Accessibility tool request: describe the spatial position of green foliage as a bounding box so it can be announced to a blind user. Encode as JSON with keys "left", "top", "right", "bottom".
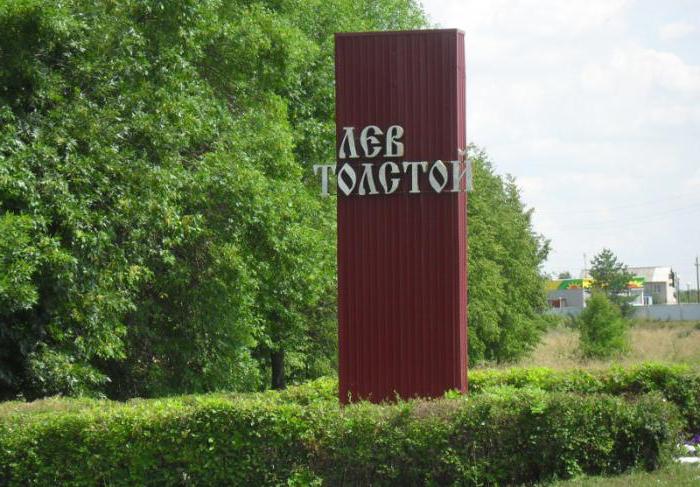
{"left": 589, "top": 248, "right": 636, "bottom": 315}
{"left": 469, "top": 363, "right": 700, "bottom": 431}
{"left": 0, "top": 0, "right": 552, "bottom": 397}
{"left": 679, "top": 290, "right": 700, "bottom": 303}
{"left": 0, "top": 386, "right": 681, "bottom": 486}
{"left": 467, "top": 146, "right": 551, "bottom": 364}
{"left": 589, "top": 249, "right": 634, "bottom": 294}
{"left": 257, "top": 363, "right": 700, "bottom": 433}
{"left": 25, "top": 346, "right": 108, "bottom": 398}
{"left": 0, "top": 0, "right": 428, "bottom": 398}
{"left": 578, "top": 292, "right": 629, "bottom": 359}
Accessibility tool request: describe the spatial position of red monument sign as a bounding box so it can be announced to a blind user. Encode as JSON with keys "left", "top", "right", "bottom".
{"left": 334, "top": 29, "right": 468, "bottom": 403}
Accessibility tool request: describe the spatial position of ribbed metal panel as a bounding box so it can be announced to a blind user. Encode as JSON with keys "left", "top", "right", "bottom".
{"left": 336, "top": 29, "right": 467, "bottom": 403}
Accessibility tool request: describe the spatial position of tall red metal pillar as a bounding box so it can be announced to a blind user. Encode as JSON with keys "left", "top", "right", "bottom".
{"left": 336, "top": 29, "right": 467, "bottom": 403}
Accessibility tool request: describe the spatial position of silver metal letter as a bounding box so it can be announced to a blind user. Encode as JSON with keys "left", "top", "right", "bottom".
{"left": 338, "top": 127, "right": 359, "bottom": 159}
{"left": 360, "top": 125, "right": 383, "bottom": 158}
{"left": 450, "top": 159, "right": 473, "bottom": 192}
{"left": 385, "top": 125, "right": 404, "bottom": 157}
{"left": 357, "top": 163, "right": 379, "bottom": 195}
{"left": 465, "top": 157, "right": 473, "bottom": 192}
{"left": 428, "top": 160, "right": 448, "bottom": 193}
{"left": 313, "top": 164, "right": 336, "bottom": 197}
{"left": 337, "top": 163, "right": 357, "bottom": 195}
{"left": 378, "top": 161, "right": 400, "bottom": 194}
{"left": 402, "top": 161, "right": 428, "bottom": 194}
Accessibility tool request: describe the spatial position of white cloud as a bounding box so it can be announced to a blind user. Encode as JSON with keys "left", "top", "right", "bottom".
{"left": 517, "top": 175, "right": 545, "bottom": 196}
{"left": 554, "top": 171, "right": 641, "bottom": 193}
{"left": 579, "top": 46, "right": 700, "bottom": 127}
{"left": 429, "top": 0, "right": 632, "bottom": 37}
{"left": 422, "top": 0, "right": 700, "bottom": 281}
{"left": 659, "top": 21, "right": 696, "bottom": 41}
{"left": 647, "top": 104, "right": 700, "bottom": 125}
{"left": 607, "top": 47, "right": 700, "bottom": 94}
{"left": 686, "top": 169, "right": 700, "bottom": 190}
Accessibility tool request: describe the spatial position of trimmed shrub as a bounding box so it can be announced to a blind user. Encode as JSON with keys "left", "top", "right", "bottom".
{"left": 0, "top": 387, "right": 682, "bottom": 486}
{"left": 578, "top": 292, "right": 629, "bottom": 358}
{"left": 469, "top": 363, "right": 700, "bottom": 431}
{"left": 269, "top": 363, "right": 700, "bottom": 433}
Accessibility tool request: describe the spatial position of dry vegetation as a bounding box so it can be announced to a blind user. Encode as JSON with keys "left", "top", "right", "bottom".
{"left": 511, "top": 320, "right": 700, "bottom": 370}
{"left": 547, "top": 463, "right": 700, "bottom": 486}
{"left": 481, "top": 319, "right": 700, "bottom": 485}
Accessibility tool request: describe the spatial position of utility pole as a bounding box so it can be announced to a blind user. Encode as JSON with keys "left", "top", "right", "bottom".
{"left": 695, "top": 256, "right": 699, "bottom": 303}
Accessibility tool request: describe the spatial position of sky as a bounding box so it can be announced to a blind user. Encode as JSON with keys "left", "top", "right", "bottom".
{"left": 420, "top": 0, "right": 700, "bottom": 288}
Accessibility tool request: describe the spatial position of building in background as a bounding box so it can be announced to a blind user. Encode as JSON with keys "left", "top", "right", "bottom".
{"left": 546, "top": 278, "right": 591, "bottom": 310}
{"left": 626, "top": 266, "right": 677, "bottom": 305}
{"left": 546, "top": 266, "right": 676, "bottom": 312}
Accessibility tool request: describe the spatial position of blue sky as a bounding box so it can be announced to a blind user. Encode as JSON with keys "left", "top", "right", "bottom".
{"left": 421, "top": 0, "right": 700, "bottom": 287}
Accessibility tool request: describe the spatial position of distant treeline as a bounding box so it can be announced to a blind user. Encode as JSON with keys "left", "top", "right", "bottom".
{"left": 679, "top": 290, "right": 700, "bottom": 303}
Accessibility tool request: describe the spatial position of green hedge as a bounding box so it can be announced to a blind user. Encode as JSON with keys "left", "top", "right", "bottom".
{"left": 0, "top": 386, "right": 681, "bottom": 486}
{"left": 276, "top": 363, "right": 700, "bottom": 432}
{"left": 469, "top": 363, "right": 700, "bottom": 431}
{"left": 272, "top": 363, "right": 700, "bottom": 431}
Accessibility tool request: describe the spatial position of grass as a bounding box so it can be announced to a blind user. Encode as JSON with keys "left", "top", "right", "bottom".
{"left": 4, "top": 320, "right": 699, "bottom": 486}
{"left": 548, "top": 464, "right": 700, "bottom": 486}
{"left": 513, "top": 320, "right": 700, "bottom": 370}
{"left": 517, "top": 320, "right": 700, "bottom": 486}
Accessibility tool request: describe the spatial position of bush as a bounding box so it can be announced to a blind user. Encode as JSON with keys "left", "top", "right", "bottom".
{"left": 0, "top": 387, "right": 682, "bottom": 486}
{"left": 578, "top": 292, "right": 629, "bottom": 358}
{"left": 274, "top": 363, "right": 700, "bottom": 433}
{"left": 469, "top": 363, "right": 700, "bottom": 431}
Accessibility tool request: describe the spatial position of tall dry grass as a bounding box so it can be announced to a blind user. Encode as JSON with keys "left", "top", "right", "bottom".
{"left": 509, "top": 320, "right": 700, "bottom": 370}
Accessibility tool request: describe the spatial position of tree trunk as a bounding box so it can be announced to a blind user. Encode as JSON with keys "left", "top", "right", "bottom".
{"left": 270, "top": 349, "right": 286, "bottom": 390}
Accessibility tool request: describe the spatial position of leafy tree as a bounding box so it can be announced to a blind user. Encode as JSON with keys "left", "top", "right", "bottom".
{"left": 0, "top": 0, "right": 551, "bottom": 397}
{"left": 0, "top": 0, "right": 428, "bottom": 398}
{"left": 558, "top": 271, "right": 572, "bottom": 279}
{"left": 589, "top": 248, "right": 635, "bottom": 317}
{"left": 467, "top": 146, "right": 551, "bottom": 364}
{"left": 679, "top": 289, "right": 699, "bottom": 304}
{"left": 244, "top": 0, "right": 429, "bottom": 389}
{"left": 577, "top": 292, "right": 629, "bottom": 358}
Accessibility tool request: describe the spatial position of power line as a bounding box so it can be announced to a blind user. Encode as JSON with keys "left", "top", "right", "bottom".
{"left": 535, "top": 192, "right": 700, "bottom": 215}
{"left": 541, "top": 203, "right": 700, "bottom": 231}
